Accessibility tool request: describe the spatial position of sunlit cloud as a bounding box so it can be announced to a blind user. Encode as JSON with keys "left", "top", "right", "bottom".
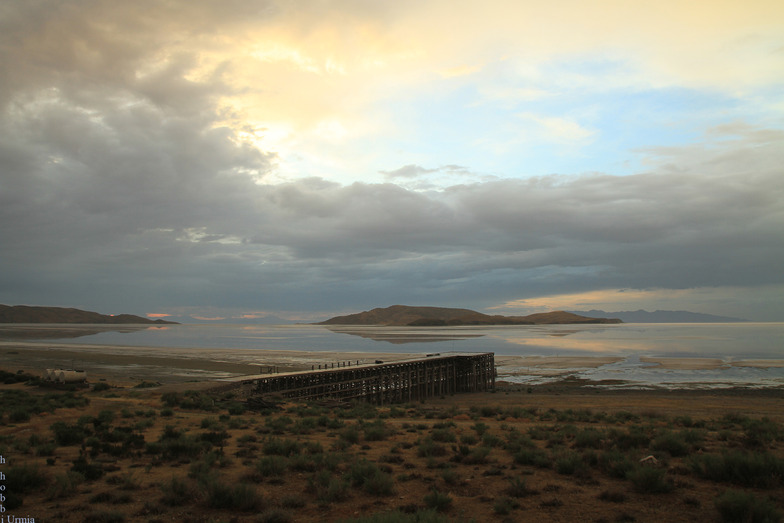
{"left": 487, "top": 287, "right": 784, "bottom": 316}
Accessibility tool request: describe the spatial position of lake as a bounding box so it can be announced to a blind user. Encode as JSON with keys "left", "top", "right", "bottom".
{"left": 2, "top": 322, "right": 783, "bottom": 388}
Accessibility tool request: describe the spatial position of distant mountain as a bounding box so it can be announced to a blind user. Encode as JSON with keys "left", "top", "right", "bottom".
{"left": 569, "top": 309, "right": 748, "bottom": 323}
{"left": 164, "top": 314, "right": 297, "bottom": 325}
{"left": 318, "top": 305, "right": 622, "bottom": 326}
{"left": 0, "top": 304, "right": 178, "bottom": 324}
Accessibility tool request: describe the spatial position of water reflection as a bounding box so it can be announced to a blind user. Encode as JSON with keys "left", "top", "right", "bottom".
{"left": 0, "top": 324, "right": 155, "bottom": 340}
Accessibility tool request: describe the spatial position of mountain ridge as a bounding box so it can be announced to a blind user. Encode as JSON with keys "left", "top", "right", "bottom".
{"left": 0, "top": 304, "right": 178, "bottom": 324}
{"left": 569, "top": 309, "right": 748, "bottom": 323}
{"left": 318, "top": 305, "right": 622, "bottom": 326}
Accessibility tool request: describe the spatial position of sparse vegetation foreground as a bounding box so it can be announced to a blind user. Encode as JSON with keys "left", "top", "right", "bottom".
{"left": 0, "top": 368, "right": 782, "bottom": 522}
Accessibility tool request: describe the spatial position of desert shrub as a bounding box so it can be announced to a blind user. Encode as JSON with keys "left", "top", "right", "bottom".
{"left": 105, "top": 472, "right": 140, "bottom": 490}
{"left": 363, "top": 420, "right": 391, "bottom": 441}
{"left": 574, "top": 428, "right": 605, "bottom": 449}
{"left": 513, "top": 447, "right": 550, "bottom": 468}
{"left": 291, "top": 416, "right": 318, "bottom": 434}
{"left": 256, "top": 455, "right": 289, "bottom": 477}
{"left": 505, "top": 432, "right": 536, "bottom": 452}
{"left": 347, "top": 459, "right": 392, "bottom": 494}
{"left": 609, "top": 426, "right": 651, "bottom": 450}
{"left": 742, "top": 418, "right": 782, "bottom": 448}
{"left": 440, "top": 468, "right": 459, "bottom": 486}
{"left": 6, "top": 463, "right": 48, "bottom": 493}
{"left": 482, "top": 432, "right": 503, "bottom": 447}
{"left": 462, "top": 445, "right": 491, "bottom": 465}
{"left": 472, "top": 421, "right": 489, "bottom": 435}
{"left": 47, "top": 470, "right": 84, "bottom": 500}
{"left": 160, "top": 476, "right": 196, "bottom": 506}
{"left": 423, "top": 488, "right": 452, "bottom": 512}
{"left": 337, "top": 510, "right": 450, "bottom": 523}
{"left": 263, "top": 437, "right": 301, "bottom": 457}
{"left": 611, "top": 411, "right": 639, "bottom": 423}
{"left": 363, "top": 469, "right": 395, "bottom": 496}
{"left": 71, "top": 456, "right": 104, "bottom": 481}
{"left": 506, "top": 476, "right": 535, "bottom": 498}
{"left": 339, "top": 425, "right": 361, "bottom": 445}
{"left": 714, "top": 489, "right": 782, "bottom": 523}
{"left": 50, "top": 421, "right": 88, "bottom": 446}
{"left": 226, "top": 401, "right": 246, "bottom": 415}
{"left": 9, "top": 408, "right": 31, "bottom": 422}
{"left": 430, "top": 427, "right": 456, "bottom": 443}
{"left": 651, "top": 430, "right": 690, "bottom": 457}
{"left": 265, "top": 415, "right": 293, "bottom": 434}
{"left": 690, "top": 451, "right": 784, "bottom": 489}
{"left": 309, "top": 472, "right": 349, "bottom": 505}
{"left": 417, "top": 437, "right": 447, "bottom": 458}
{"left": 92, "top": 382, "right": 112, "bottom": 392}
{"left": 459, "top": 433, "right": 478, "bottom": 445}
{"left": 600, "top": 450, "right": 636, "bottom": 479}
{"left": 205, "top": 481, "right": 263, "bottom": 511}
{"left": 627, "top": 465, "right": 673, "bottom": 494}
{"left": 555, "top": 451, "right": 585, "bottom": 476}
{"left": 341, "top": 403, "right": 378, "bottom": 420}
{"left": 157, "top": 430, "right": 207, "bottom": 460}
{"left": 200, "top": 429, "right": 230, "bottom": 447}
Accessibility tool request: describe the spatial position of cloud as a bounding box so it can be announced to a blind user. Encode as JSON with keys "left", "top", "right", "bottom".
{"left": 516, "top": 113, "right": 597, "bottom": 145}
{"left": 0, "top": 0, "right": 782, "bottom": 322}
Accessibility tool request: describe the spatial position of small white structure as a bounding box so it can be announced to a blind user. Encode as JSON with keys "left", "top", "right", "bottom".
{"left": 45, "top": 368, "right": 87, "bottom": 383}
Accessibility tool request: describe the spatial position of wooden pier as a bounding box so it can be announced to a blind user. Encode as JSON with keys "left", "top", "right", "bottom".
{"left": 217, "top": 353, "right": 495, "bottom": 404}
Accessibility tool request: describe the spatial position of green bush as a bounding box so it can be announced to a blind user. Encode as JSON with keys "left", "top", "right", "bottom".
{"left": 257, "top": 455, "right": 289, "bottom": 477}
{"left": 513, "top": 447, "right": 550, "bottom": 468}
{"left": 160, "top": 476, "right": 195, "bottom": 506}
{"left": 506, "top": 476, "right": 535, "bottom": 498}
{"left": 423, "top": 488, "right": 452, "bottom": 512}
{"left": 263, "top": 437, "right": 301, "bottom": 457}
{"left": 714, "top": 489, "right": 782, "bottom": 523}
{"left": 7, "top": 463, "right": 48, "bottom": 493}
{"left": 417, "top": 437, "right": 447, "bottom": 458}
{"left": 205, "top": 481, "right": 263, "bottom": 511}
{"left": 555, "top": 451, "right": 585, "bottom": 476}
{"left": 337, "top": 510, "right": 450, "bottom": 523}
{"left": 627, "top": 465, "right": 673, "bottom": 494}
{"left": 690, "top": 451, "right": 784, "bottom": 489}
{"left": 574, "top": 428, "right": 605, "bottom": 449}
{"left": 600, "top": 450, "right": 635, "bottom": 479}
{"left": 50, "top": 421, "right": 88, "bottom": 446}
{"left": 651, "top": 430, "right": 690, "bottom": 457}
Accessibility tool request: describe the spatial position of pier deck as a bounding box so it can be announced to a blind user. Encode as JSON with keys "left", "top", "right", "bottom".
{"left": 213, "top": 352, "right": 495, "bottom": 404}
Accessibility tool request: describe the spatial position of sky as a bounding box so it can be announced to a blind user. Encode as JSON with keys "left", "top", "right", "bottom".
{"left": 1, "top": 0, "right": 783, "bottom": 322}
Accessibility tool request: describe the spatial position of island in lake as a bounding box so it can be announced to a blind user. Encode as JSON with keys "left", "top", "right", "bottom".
{"left": 318, "top": 304, "right": 622, "bottom": 326}
{"left": 0, "top": 304, "right": 177, "bottom": 324}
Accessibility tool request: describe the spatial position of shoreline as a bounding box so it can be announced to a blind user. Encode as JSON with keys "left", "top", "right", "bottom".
{"left": 2, "top": 339, "right": 784, "bottom": 390}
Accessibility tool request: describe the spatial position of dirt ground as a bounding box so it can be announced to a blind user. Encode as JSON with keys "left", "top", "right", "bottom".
{"left": 1, "top": 364, "right": 783, "bottom": 523}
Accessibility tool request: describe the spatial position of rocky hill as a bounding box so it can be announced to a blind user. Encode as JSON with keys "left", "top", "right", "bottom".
{"left": 318, "top": 305, "right": 621, "bottom": 326}
{"left": 0, "top": 304, "right": 177, "bottom": 324}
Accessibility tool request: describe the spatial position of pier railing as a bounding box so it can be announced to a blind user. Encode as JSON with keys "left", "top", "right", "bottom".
{"left": 218, "top": 353, "right": 494, "bottom": 404}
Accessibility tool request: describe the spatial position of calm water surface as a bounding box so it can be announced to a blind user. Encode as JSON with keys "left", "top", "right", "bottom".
{"left": 28, "top": 322, "right": 781, "bottom": 357}
{"left": 7, "top": 322, "right": 784, "bottom": 388}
